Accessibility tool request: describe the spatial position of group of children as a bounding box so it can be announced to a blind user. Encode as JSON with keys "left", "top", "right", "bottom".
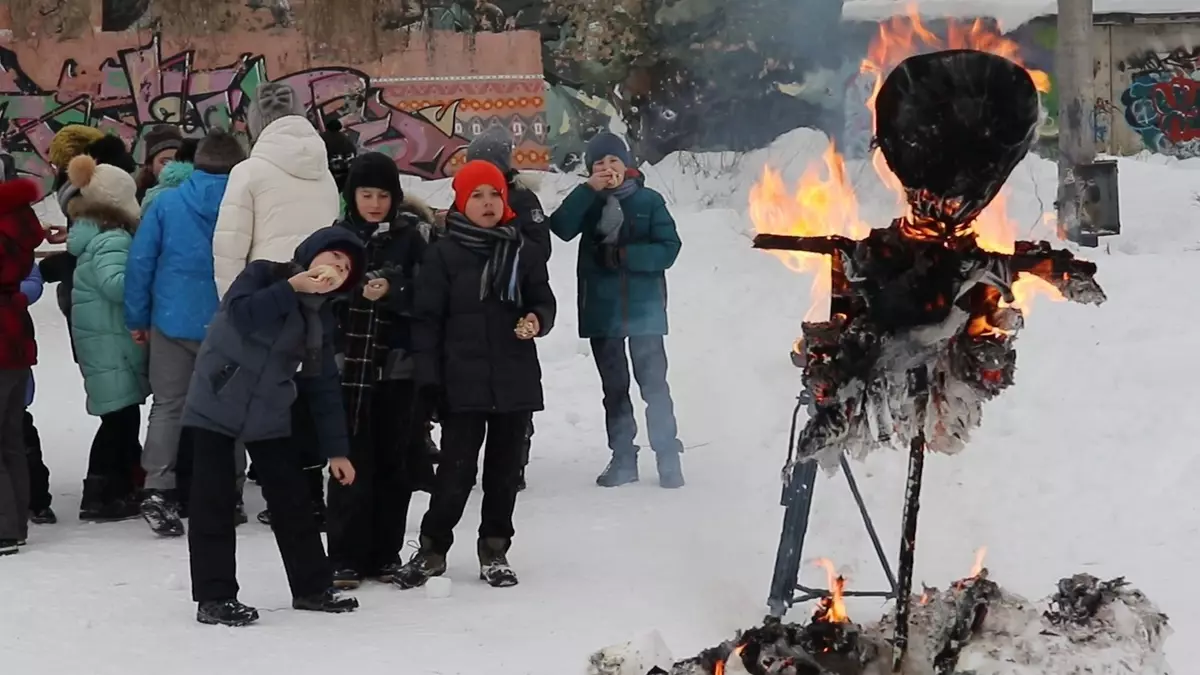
{"left": 0, "top": 82, "right": 686, "bottom": 628}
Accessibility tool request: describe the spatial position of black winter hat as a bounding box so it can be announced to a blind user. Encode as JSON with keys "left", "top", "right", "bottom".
{"left": 343, "top": 152, "right": 403, "bottom": 221}
{"left": 466, "top": 125, "right": 514, "bottom": 174}
{"left": 194, "top": 129, "right": 247, "bottom": 175}
{"left": 84, "top": 134, "right": 137, "bottom": 174}
{"left": 176, "top": 138, "right": 200, "bottom": 164}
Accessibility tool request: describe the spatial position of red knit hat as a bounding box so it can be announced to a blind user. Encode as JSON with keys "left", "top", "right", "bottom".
{"left": 451, "top": 160, "right": 516, "bottom": 222}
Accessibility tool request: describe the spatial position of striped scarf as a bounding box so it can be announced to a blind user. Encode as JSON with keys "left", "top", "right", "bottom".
{"left": 445, "top": 212, "right": 523, "bottom": 305}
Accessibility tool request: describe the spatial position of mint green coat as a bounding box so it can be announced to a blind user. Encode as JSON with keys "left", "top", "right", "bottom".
{"left": 68, "top": 220, "right": 150, "bottom": 416}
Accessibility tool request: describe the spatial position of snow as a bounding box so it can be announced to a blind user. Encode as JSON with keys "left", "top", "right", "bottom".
{"left": 5, "top": 128, "right": 1199, "bottom": 673}
{"left": 843, "top": 0, "right": 1200, "bottom": 30}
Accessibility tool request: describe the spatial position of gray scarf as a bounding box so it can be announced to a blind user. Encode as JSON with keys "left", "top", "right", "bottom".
{"left": 595, "top": 178, "right": 640, "bottom": 245}
{"left": 297, "top": 293, "right": 328, "bottom": 377}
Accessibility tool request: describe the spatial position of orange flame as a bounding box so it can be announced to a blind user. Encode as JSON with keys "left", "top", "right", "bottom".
{"left": 748, "top": 144, "right": 870, "bottom": 320}
{"left": 813, "top": 558, "right": 850, "bottom": 623}
{"left": 714, "top": 644, "right": 746, "bottom": 675}
{"left": 970, "top": 546, "right": 988, "bottom": 577}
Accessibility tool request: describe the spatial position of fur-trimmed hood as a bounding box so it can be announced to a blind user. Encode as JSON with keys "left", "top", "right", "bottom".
{"left": 66, "top": 196, "right": 138, "bottom": 234}
{"left": 395, "top": 193, "right": 435, "bottom": 225}
{"left": 510, "top": 171, "right": 542, "bottom": 193}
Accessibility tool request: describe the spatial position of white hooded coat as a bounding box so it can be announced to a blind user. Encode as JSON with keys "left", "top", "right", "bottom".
{"left": 212, "top": 116, "right": 340, "bottom": 297}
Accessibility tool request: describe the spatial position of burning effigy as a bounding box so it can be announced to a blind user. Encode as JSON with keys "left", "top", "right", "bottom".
{"left": 590, "top": 13, "right": 1173, "bottom": 675}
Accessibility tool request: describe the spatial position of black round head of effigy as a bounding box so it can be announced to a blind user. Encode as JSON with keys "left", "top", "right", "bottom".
{"left": 874, "top": 49, "right": 1040, "bottom": 231}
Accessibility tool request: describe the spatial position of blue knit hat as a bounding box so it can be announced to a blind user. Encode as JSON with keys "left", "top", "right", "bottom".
{"left": 584, "top": 132, "right": 632, "bottom": 171}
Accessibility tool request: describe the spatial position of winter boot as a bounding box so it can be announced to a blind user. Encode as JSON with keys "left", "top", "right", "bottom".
{"left": 391, "top": 539, "right": 447, "bottom": 589}
{"left": 29, "top": 507, "right": 57, "bottom": 525}
{"left": 333, "top": 568, "right": 363, "bottom": 590}
{"left": 293, "top": 588, "right": 359, "bottom": 613}
{"left": 197, "top": 599, "right": 259, "bottom": 627}
{"left": 0, "top": 539, "right": 17, "bottom": 556}
{"left": 140, "top": 490, "right": 185, "bottom": 537}
{"left": 655, "top": 452, "right": 685, "bottom": 489}
{"left": 377, "top": 558, "right": 404, "bottom": 583}
{"left": 477, "top": 537, "right": 518, "bottom": 588}
{"left": 595, "top": 451, "right": 639, "bottom": 487}
{"left": 79, "top": 477, "right": 140, "bottom": 522}
{"left": 256, "top": 509, "right": 271, "bottom": 526}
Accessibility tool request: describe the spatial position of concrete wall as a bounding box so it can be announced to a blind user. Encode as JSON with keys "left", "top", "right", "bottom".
{"left": 0, "top": 1, "right": 547, "bottom": 194}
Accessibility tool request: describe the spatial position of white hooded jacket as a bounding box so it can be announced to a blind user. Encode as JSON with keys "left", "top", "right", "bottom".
{"left": 212, "top": 116, "right": 340, "bottom": 297}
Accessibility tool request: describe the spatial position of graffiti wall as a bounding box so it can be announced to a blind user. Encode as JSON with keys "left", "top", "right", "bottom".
{"left": 1116, "top": 45, "right": 1200, "bottom": 157}
{"left": 0, "top": 1, "right": 547, "bottom": 193}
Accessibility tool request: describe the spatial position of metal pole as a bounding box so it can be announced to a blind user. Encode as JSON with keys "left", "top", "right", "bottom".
{"left": 892, "top": 367, "right": 930, "bottom": 672}
{"left": 1056, "top": 0, "right": 1096, "bottom": 245}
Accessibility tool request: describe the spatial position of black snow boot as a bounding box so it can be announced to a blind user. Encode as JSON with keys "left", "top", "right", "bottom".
{"left": 655, "top": 452, "right": 685, "bottom": 489}
{"left": 79, "top": 477, "right": 140, "bottom": 522}
{"left": 595, "top": 452, "right": 638, "bottom": 487}
{"left": 391, "top": 539, "right": 447, "bottom": 589}
{"left": 197, "top": 599, "right": 259, "bottom": 626}
{"left": 0, "top": 539, "right": 18, "bottom": 556}
{"left": 293, "top": 588, "right": 359, "bottom": 613}
{"left": 29, "top": 507, "right": 57, "bottom": 525}
{"left": 478, "top": 537, "right": 518, "bottom": 588}
{"left": 140, "top": 490, "right": 185, "bottom": 537}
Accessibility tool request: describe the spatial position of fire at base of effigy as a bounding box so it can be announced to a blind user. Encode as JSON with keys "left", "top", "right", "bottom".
{"left": 588, "top": 564, "right": 1172, "bottom": 675}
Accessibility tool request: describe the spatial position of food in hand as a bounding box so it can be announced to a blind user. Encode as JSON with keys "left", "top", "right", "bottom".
{"left": 514, "top": 316, "right": 537, "bottom": 339}
{"left": 311, "top": 264, "right": 339, "bottom": 282}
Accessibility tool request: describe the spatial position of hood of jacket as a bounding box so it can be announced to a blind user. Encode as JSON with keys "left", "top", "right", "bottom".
{"left": 251, "top": 116, "right": 330, "bottom": 181}
{"left": 175, "top": 170, "right": 229, "bottom": 223}
{"left": 0, "top": 177, "right": 39, "bottom": 214}
{"left": 157, "top": 160, "right": 195, "bottom": 190}
{"left": 510, "top": 171, "right": 543, "bottom": 193}
{"left": 293, "top": 226, "right": 367, "bottom": 294}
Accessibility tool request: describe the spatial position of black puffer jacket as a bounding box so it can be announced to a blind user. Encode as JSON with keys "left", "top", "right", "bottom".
{"left": 412, "top": 221, "right": 557, "bottom": 414}
{"left": 508, "top": 172, "right": 551, "bottom": 264}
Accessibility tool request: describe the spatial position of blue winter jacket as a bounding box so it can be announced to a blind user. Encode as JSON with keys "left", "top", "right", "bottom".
{"left": 125, "top": 170, "right": 227, "bottom": 341}
{"left": 20, "top": 266, "right": 42, "bottom": 407}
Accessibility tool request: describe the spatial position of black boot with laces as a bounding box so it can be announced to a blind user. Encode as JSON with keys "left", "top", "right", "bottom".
{"left": 293, "top": 588, "right": 359, "bottom": 613}
{"left": 197, "top": 599, "right": 259, "bottom": 626}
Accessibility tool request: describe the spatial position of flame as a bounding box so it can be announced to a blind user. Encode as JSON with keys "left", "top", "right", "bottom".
{"left": 714, "top": 644, "right": 746, "bottom": 675}
{"left": 1008, "top": 273, "right": 1066, "bottom": 315}
{"left": 970, "top": 546, "right": 988, "bottom": 577}
{"left": 748, "top": 145, "right": 870, "bottom": 320}
{"left": 813, "top": 558, "right": 850, "bottom": 623}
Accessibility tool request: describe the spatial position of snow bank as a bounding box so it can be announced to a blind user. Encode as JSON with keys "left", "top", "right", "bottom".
{"left": 843, "top": 0, "right": 1200, "bottom": 30}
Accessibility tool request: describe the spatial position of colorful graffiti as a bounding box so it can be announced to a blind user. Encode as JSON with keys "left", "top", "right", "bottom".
{"left": 0, "top": 34, "right": 470, "bottom": 193}
{"left": 1119, "top": 47, "right": 1200, "bottom": 157}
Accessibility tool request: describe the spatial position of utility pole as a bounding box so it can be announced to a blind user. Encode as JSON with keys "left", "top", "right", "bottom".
{"left": 1056, "top": 0, "right": 1096, "bottom": 245}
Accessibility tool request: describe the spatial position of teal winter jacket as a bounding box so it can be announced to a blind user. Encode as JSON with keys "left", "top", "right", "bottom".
{"left": 68, "top": 218, "right": 150, "bottom": 416}
{"left": 549, "top": 173, "right": 681, "bottom": 338}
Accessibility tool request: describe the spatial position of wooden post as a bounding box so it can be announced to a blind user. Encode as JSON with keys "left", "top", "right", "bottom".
{"left": 1056, "top": 0, "right": 1096, "bottom": 246}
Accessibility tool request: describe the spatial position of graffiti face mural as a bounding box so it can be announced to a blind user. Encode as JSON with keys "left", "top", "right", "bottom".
{"left": 1119, "top": 47, "right": 1200, "bottom": 158}
{"left": 0, "top": 34, "right": 470, "bottom": 194}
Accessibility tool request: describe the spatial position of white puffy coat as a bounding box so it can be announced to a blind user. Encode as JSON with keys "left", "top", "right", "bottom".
{"left": 212, "top": 116, "right": 340, "bottom": 297}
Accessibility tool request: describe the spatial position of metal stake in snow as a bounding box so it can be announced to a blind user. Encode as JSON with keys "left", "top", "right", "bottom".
{"left": 754, "top": 49, "right": 1106, "bottom": 672}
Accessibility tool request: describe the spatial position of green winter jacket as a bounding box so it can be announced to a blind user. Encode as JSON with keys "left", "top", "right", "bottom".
{"left": 68, "top": 219, "right": 150, "bottom": 416}
{"left": 550, "top": 174, "right": 681, "bottom": 338}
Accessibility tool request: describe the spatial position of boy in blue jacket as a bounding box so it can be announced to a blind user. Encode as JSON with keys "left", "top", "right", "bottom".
{"left": 182, "top": 226, "right": 364, "bottom": 627}
{"left": 125, "top": 129, "right": 246, "bottom": 537}
{"left": 20, "top": 265, "right": 54, "bottom": 525}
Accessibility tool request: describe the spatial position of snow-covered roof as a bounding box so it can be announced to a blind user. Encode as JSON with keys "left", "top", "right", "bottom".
{"left": 843, "top": 0, "right": 1200, "bottom": 31}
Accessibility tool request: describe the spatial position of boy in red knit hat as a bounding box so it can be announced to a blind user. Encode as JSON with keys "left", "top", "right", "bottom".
{"left": 391, "top": 160, "right": 555, "bottom": 589}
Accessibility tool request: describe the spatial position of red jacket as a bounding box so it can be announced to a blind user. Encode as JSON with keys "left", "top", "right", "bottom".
{"left": 0, "top": 178, "right": 45, "bottom": 369}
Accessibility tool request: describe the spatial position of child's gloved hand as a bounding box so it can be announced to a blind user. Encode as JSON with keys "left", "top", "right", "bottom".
{"left": 329, "top": 457, "right": 355, "bottom": 486}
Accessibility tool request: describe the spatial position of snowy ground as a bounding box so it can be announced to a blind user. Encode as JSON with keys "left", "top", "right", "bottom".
{"left": 5, "top": 131, "right": 1199, "bottom": 673}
